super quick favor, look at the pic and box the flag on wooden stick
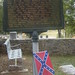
[33,51,55,75]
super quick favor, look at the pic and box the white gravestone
[59,65,75,75]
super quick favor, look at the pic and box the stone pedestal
[10,32,17,40]
[8,58,23,71]
[8,65,23,71]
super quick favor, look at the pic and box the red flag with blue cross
[33,51,55,75]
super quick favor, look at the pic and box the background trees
[0,0,3,33]
[63,0,75,37]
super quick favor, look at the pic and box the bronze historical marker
[3,0,64,33]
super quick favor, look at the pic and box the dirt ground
[0,54,33,75]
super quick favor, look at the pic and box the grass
[0,55,75,75]
[51,55,75,75]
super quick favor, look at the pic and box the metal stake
[15,59,17,66]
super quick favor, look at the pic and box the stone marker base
[8,65,23,71]
[8,58,23,71]
[1,69,28,74]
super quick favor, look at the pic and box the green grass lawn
[51,55,75,75]
[0,55,75,75]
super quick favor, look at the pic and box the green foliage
[63,0,75,37]
[0,1,3,33]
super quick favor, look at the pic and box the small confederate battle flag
[33,51,55,75]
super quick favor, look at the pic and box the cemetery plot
[1,55,75,75]
[0,55,33,75]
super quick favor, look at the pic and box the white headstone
[59,65,75,75]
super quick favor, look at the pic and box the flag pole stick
[32,31,39,75]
